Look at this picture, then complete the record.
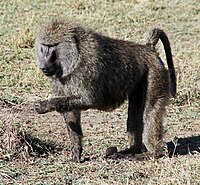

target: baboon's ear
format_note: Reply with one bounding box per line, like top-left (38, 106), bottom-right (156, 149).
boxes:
top-left (61, 33), bottom-right (80, 79)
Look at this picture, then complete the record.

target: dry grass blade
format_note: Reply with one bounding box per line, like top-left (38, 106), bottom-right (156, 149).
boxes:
top-left (0, 170), bottom-right (16, 183)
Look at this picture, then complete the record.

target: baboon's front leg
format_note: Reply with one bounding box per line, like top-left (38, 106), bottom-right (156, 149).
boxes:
top-left (35, 96), bottom-right (80, 114)
top-left (63, 111), bottom-right (83, 162)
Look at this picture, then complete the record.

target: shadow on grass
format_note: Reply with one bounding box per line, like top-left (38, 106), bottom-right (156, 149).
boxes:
top-left (27, 134), bottom-right (199, 159)
top-left (167, 135), bottom-right (200, 157)
top-left (105, 135), bottom-right (200, 161)
top-left (19, 132), bottom-right (63, 157)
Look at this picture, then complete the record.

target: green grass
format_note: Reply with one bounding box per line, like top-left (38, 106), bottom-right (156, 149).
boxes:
top-left (0, 0), bottom-right (199, 184)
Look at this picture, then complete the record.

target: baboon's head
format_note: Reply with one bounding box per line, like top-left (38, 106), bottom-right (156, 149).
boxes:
top-left (35, 19), bottom-right (80, 78)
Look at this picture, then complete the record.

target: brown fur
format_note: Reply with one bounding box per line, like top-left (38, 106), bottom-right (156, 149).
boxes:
top-left (35, 18), bottom-right (176, 162)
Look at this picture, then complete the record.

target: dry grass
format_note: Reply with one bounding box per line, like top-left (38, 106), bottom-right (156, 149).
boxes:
top-left (0, 0), bottom-right (199, 184)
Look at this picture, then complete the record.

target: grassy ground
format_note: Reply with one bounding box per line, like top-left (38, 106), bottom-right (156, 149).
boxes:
top-left (0, 0), bottom-right (199, 184)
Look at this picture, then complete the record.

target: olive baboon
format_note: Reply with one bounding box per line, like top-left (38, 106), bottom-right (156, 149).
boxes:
top-left (35, 18), bottom-right (176, 162)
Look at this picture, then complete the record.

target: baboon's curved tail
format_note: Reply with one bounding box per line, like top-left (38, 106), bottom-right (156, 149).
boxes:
top-left (147, 28), bottom-right (176, 97)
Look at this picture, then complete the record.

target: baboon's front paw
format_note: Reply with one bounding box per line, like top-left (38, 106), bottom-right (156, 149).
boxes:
top-left (35, 100), bottom-right (49, 114)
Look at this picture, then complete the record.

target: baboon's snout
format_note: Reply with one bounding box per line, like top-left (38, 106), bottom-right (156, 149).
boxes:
top-left (39, 62), bottom-right (57, 76)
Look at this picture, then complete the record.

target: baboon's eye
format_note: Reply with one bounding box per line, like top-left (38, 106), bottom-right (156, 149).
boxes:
top-left (41, 46), bottom-right (43, 53)
top-left (51, 50), bottom-right (57, 61)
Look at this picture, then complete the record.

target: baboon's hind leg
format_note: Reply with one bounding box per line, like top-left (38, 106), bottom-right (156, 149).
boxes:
top-left (63, 110), bottom-right (83, 162)
top-left (143, 69), bottom-right (170, 158)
